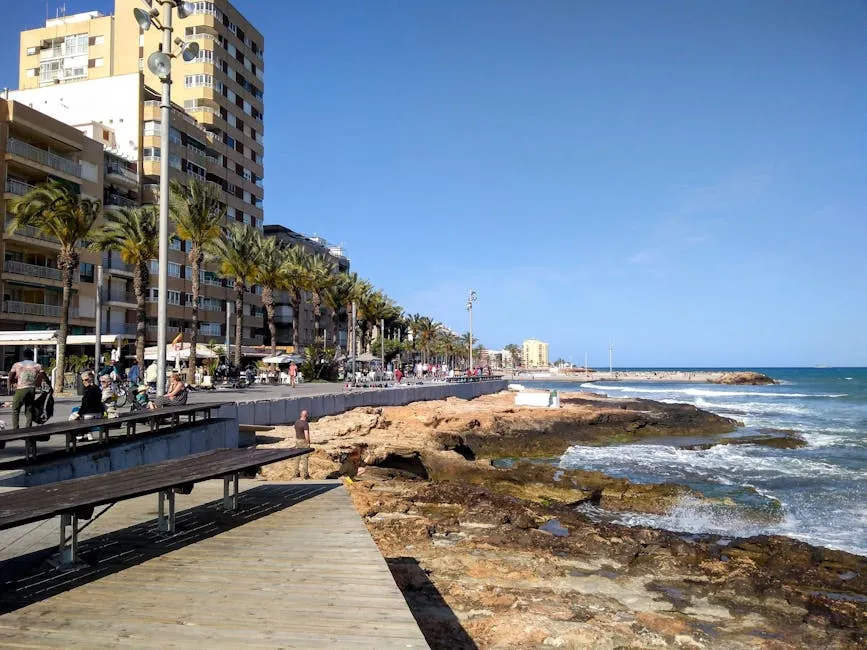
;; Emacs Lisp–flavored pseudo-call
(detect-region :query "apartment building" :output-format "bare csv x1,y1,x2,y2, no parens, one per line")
263,225,350,351
14,0,267,346
0,98,104,341
522,338,550,368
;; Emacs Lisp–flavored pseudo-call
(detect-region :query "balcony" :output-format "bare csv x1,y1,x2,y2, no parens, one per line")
104,192,137,209
1,301,78,319
146,324,180,338
107,322,138,335
6,138,82,178
105,163,138,185
106,289,137,305
103,256,134,276
4,179,35,196
4,260,79,283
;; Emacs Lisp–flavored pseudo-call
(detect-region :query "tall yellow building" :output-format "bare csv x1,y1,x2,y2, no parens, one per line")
522,338,549,368
14,0,267,346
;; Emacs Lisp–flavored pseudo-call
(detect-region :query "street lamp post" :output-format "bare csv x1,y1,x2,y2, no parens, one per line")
134,1,197,395
466,290,477,370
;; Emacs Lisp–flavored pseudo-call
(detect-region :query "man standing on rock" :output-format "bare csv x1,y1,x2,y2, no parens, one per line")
292,409,311,479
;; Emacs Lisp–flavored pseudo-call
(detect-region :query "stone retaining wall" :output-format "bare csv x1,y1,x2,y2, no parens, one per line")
218,380,508,427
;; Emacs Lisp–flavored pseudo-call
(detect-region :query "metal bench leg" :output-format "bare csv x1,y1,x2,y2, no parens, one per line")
223,472,239,511
157,489,176,533
25,439,36,462
59,513,79,565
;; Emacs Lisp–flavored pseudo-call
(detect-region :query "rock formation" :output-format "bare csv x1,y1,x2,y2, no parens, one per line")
256,391,865,649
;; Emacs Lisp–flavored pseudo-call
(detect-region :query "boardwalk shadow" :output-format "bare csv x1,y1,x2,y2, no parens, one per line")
0,483,336,614
387,556,478,650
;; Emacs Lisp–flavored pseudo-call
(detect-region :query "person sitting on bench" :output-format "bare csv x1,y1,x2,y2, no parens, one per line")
149,372,188,409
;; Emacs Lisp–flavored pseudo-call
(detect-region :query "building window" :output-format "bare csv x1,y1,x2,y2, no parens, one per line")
26,46,38,56
80,263,95,283
170,237,183,251
169,153,182,170
193,49,214,64
94,35,105,46
184,73,213,88
143,147,161,160
168,262,181,278
167,290,181,305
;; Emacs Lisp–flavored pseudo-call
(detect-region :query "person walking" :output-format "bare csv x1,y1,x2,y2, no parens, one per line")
292,409,311,479
288,361,298,388
8,350,49,429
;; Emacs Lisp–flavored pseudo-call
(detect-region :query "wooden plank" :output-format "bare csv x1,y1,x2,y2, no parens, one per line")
0,447,312,530
0,480,430,649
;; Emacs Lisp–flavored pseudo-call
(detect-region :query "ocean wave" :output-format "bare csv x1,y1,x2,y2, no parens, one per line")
579,382,846,399
693,398,813,416
559,443,867,482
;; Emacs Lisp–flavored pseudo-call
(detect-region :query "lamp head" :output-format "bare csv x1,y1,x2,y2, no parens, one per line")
147,51,172,79
180,41,200,62
175,1,194,19
133,7,154,31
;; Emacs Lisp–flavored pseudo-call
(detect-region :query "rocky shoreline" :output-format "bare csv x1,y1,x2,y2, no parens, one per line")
258,391,865,649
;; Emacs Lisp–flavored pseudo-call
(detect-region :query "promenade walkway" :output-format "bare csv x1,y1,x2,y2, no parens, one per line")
0,479,429,649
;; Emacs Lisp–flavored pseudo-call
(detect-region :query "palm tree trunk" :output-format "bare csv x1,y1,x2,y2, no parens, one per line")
234,283,244,368
187,251,202,385
291,290,302,352
134,262,147,371
262,285,277,357
56,253,75,392
331,310,340,352
312,292,322,342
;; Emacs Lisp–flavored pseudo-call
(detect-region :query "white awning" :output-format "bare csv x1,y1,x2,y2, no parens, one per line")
0,330,131,346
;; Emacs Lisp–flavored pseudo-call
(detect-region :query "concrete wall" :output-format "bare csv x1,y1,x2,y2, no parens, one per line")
0,418,238,488
225,380,508,426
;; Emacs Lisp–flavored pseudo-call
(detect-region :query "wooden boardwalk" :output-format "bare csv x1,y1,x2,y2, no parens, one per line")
0,480,429,649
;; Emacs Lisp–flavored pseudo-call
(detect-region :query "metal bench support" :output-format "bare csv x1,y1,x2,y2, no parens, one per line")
223,472,239,510
157,489,176,533
59,512,79,565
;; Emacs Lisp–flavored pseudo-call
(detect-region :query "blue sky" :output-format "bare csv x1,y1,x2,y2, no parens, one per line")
3,1,865,367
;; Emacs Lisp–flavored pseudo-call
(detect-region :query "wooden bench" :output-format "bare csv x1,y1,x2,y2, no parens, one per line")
0,446,312,566
238,424,276,433
0,402,230,462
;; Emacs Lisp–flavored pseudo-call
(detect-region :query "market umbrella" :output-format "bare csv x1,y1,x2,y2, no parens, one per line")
262,353,302,364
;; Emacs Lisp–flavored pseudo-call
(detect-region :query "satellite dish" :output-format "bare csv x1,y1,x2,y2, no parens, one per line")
147,51,172,79
181,41,200,63
133,7,152,31
176,2,194,19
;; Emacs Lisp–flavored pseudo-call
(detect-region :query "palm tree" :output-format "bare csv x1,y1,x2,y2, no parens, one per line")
8,181,100,390
208,223,259,367
280,245,312,352
358,290,395,352
89,207,158,372
169,179,224,384
322,272,356,352
306,254,336,341
504,343,522,368
413,316,441,363
251,231,286,357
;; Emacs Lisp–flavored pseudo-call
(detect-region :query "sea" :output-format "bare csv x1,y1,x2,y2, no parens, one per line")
529,368,867,557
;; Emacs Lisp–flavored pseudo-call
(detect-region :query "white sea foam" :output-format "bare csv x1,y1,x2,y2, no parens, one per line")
693,397,812,416
579,382,846,399
560,443,867,482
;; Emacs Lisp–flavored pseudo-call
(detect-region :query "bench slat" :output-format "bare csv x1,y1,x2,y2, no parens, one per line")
0,447,310,530
0,402,230,444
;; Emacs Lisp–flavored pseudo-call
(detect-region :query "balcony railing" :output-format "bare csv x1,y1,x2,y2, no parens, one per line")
106,322,138,335
106,290,137,304
4,260,79,282
146,325,180,337
6,138,81,178
5,179,35,196
104,193,137,208
1,301,78,318
4,219,61,245
105,163,138,183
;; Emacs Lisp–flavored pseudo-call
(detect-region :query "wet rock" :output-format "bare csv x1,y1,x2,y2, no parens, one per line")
713,371,777,385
